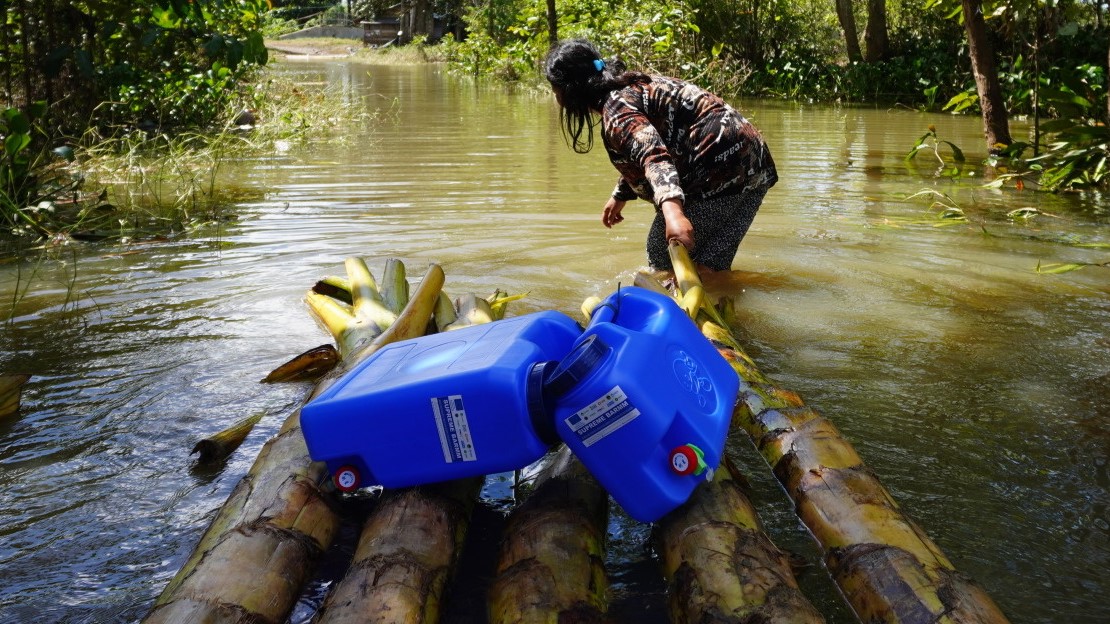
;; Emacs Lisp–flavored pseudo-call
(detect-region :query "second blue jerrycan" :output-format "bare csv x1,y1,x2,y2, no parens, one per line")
547,286,739,522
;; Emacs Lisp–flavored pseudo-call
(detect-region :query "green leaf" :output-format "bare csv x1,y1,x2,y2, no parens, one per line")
204,35,225,58
941,140,965,162
942,91,973,111
4,109,30,134
151,6,182,29
27,101,47,120
5,133,30,158
244,31,268,65
226,39,244,68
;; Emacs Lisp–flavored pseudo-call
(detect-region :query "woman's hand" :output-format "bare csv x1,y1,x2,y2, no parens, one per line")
660,198,694,250
602,197,626,228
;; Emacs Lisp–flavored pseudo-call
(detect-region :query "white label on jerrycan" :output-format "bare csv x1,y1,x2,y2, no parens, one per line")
564,385,641,447
432,395,477,463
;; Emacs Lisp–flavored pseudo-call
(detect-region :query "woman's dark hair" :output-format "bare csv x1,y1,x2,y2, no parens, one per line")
543,39,647,153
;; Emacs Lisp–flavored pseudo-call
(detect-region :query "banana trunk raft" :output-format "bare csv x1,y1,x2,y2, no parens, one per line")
144,251,1009,624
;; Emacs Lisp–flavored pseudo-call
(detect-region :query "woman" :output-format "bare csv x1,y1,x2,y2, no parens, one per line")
543,39,777,273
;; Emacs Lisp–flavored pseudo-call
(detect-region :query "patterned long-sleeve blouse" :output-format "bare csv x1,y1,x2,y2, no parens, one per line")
601,75,777,207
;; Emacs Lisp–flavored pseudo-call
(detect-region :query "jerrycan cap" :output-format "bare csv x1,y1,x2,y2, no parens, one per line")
544,333,608,399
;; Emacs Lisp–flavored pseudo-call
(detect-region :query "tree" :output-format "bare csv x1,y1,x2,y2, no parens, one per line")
835,0,863,62
546,0,557,46
863,0,890,61
960,0,1013,153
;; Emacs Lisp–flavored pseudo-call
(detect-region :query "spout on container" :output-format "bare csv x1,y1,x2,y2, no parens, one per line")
526,361,561,445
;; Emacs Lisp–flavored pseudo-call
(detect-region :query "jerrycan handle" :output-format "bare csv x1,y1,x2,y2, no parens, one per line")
585,288,622,329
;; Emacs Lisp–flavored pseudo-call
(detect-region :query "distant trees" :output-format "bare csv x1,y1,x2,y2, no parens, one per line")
1,0,270,133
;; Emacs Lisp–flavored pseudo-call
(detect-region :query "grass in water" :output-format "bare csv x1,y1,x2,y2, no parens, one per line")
68,71,381,241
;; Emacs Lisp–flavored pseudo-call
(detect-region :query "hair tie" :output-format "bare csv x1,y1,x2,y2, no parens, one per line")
593,59,605,72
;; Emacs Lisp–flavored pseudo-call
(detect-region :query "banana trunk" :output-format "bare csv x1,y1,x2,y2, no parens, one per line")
733,389,1009,623
488,445,610,624
665,244,1008,623
311,477,483,624
143,261,445,624
654,455,826,624
631,250,822,624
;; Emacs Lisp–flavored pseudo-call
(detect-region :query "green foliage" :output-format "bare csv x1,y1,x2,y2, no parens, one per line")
4,1,271,132
1,1,277,241
0,103,98,237
442,0,710,86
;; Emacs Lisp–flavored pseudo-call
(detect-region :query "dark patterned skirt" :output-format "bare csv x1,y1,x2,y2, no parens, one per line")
646,186,768,271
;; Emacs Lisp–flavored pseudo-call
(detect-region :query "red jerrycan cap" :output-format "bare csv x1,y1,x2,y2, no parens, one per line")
333,465,361,492
669,444,707,476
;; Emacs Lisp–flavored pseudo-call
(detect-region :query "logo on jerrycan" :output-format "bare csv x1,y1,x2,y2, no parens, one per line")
670,347,715,410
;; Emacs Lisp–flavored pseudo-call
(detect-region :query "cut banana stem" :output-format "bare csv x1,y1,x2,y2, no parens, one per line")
145,261,449,624
664,246,731,330
312,275,352,304
380,258,410,315
489,445,610,623
262,344,340,383
0,374,31,420
191,412,265,463
668,241,701,295
347,263,445,364
434,291,458,332
580,295,602,323
678,284,705,318
306,291,381,359
444,293,494,331
306,291,357,339
345,257,398,332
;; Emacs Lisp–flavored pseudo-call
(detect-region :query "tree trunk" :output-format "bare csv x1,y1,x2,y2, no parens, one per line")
961,0,1013,153
144,263,446,624
546,0,557,46
862,0,889,62
488,445,610,624
834,0,863,62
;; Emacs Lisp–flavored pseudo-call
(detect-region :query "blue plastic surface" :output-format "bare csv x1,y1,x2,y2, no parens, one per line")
550,287,739,522
300,310,583,490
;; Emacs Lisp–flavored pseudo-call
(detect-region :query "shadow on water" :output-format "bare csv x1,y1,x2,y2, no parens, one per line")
0,62,1107,623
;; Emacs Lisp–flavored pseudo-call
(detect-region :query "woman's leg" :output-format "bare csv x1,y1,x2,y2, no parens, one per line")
685,188,767,271
646,208,671,270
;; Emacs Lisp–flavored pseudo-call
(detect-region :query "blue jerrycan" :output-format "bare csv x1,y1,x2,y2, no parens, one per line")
300,310,582,492
547,287,739,522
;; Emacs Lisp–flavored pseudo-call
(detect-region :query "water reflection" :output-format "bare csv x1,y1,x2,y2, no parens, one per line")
0,62,1106,623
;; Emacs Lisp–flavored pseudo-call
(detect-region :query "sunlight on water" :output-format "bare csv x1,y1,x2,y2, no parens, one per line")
0,62,1106,623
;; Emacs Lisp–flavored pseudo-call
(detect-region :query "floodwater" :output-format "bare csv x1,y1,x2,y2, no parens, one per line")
0,62,1106,623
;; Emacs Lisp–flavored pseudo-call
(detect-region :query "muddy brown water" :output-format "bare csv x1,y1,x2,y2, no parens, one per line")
0,62,1107,623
